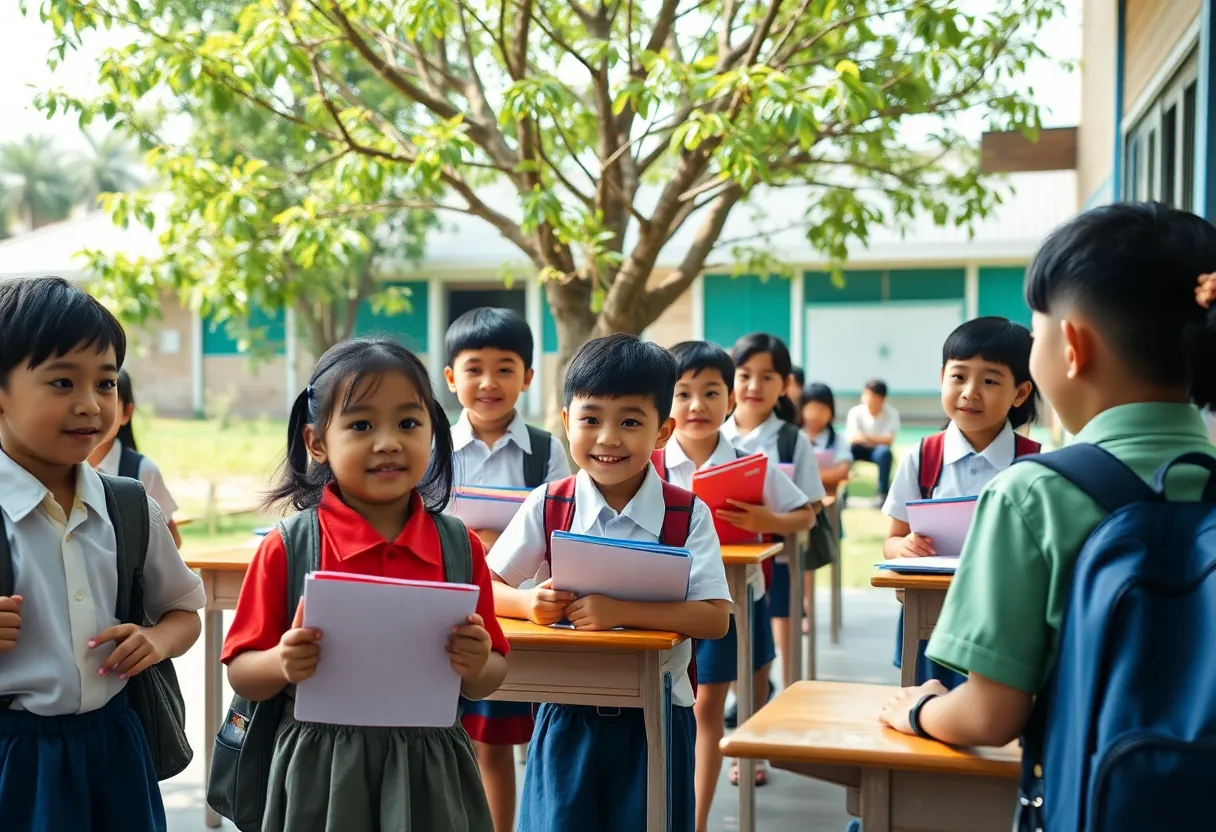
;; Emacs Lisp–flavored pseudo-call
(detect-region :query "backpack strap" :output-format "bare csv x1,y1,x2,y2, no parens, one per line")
1013,444,1156,514
521,425,553,490
117,445,144,481
657,481,696,548
917,432,946,500
1012,434,1042,458
277,508,322,626
101,474,151,626
433,513,474,585
776,421,799,465
650,449,668,481
542,476,579,563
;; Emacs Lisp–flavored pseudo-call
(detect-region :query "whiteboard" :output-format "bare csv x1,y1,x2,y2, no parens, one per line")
804,303,964,393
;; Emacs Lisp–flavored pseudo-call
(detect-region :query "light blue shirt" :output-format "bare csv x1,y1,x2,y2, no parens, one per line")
451,410,570,488
722,412,827,503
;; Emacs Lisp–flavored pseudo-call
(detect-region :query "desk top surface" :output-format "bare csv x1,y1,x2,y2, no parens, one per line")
720,541,784,566
870,571,954,591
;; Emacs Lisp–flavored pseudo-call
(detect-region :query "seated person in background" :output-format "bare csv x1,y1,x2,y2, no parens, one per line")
846,379,900,502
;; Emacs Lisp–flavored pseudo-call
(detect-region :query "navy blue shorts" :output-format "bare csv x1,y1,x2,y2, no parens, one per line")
893,609,967,689
518,701,695,832
461,697,535,745
0,691,166,831
769,560,792,619
695,594,776,684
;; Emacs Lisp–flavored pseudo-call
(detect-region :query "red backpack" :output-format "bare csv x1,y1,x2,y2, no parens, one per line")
542,471,700,694
917,430,1042,499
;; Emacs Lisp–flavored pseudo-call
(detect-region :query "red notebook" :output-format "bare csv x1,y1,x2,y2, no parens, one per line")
691,452,768,545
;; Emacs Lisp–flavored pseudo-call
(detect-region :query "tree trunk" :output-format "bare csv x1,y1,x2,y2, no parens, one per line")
545,278,597,440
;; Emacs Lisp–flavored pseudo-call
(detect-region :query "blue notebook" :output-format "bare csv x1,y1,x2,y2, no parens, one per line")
549,531,692,603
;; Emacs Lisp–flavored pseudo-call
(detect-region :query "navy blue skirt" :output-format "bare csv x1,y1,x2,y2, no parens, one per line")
0,691,166,831
695,594,777,684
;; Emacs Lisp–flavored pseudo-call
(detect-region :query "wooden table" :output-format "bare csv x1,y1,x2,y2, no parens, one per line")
871,572,953,686
823,491,845,644
721,681,1020,832
718,540,782,832
187,546,689,832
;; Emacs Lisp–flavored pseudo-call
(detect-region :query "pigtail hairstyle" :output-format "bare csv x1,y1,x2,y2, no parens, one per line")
116,369,138,451
732,332,797,422
265,337,455,513
940,317,1040,429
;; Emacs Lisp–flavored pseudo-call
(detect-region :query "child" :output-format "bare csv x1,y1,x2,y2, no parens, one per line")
801,383,853,494
88,369,183,547
880,316,1038,688
488,333,731,832
0,276,204,830
722,332,825,684
845,379,900,503
221,338,506,832
787,366,805,425
443,307,570,832
658,341,813,819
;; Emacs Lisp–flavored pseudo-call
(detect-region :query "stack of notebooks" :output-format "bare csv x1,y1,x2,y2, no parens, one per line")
548,531,692,603
877,496,978,574
448,485,530,531
296,573,480,727
690,452,768,544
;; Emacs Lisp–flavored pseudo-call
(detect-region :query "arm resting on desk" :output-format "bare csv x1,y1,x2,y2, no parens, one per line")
882,673,1033,748
566,596,730,640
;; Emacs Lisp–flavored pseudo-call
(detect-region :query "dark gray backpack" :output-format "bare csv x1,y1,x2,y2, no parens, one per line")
522,424,553,488
205,509,473,832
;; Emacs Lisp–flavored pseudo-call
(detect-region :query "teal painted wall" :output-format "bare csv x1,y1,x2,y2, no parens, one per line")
353,280,429,352
202,307,286,356
804,270,883,303
702,274,791,349
542,301,558,353
888,268,965,301
977,267,1031,326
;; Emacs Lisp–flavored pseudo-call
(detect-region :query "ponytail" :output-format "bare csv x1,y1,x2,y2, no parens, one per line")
773,394,797,423
116,369,138,451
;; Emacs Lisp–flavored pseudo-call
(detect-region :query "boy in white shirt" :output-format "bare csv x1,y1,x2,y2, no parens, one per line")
443,306,570,832
488,334,730,832
845,378,901,501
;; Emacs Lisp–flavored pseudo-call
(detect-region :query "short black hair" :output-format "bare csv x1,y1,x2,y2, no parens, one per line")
564,333,678,421
669,340,735,390
116,369,138,451
1026,202,1216,408
0,276,126,385
942,317,1040,428
864,379,889,397
444,307,534,369
790,366,805,386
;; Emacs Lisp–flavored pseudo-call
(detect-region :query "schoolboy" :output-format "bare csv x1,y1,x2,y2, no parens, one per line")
661,340,813,822
845,378,900,502
0,276,204,829
488,333,731,832
443,306,570,832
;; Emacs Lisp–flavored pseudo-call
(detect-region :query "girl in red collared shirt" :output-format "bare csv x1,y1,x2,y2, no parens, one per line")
220,338,506,832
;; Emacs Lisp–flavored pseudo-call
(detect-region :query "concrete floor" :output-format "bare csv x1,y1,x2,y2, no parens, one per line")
165,587,902,831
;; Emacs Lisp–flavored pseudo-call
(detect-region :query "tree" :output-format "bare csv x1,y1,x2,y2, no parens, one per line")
36,0,1061,414
0,134,77,232
74,129,143,203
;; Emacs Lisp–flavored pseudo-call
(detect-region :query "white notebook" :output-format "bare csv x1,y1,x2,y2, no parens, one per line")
548,531,692,603
905,496,979,558
877,555,960,575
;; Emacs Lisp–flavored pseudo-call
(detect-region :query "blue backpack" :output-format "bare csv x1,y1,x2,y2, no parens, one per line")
1015,444,1216,832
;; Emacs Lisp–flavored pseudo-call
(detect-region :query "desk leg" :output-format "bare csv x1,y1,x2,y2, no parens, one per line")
728,566,756,832
900,590,920,687
829,504,842,644
785,535,804,688
860,769,892,832
204,607,224,828
641,652,668,832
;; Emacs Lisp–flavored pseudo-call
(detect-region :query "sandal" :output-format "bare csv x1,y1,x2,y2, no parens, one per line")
729,760,770,787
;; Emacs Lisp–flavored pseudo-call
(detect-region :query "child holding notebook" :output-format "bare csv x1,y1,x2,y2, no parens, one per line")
221,338,505,832
489,334,731,832
443,307,569,832
881,317,1039,689
657,341,814,819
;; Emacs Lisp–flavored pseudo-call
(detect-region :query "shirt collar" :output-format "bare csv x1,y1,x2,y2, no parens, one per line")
943,420,1016,468
0,450,107,523
1073,402,1210,446
452,410,532,454
318,485,441,564
724,411,783,442
95,440,123,476
664,432,738,473
572,466,666,538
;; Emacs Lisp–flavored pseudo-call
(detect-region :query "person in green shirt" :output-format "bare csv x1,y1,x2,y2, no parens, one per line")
879,202,1216,748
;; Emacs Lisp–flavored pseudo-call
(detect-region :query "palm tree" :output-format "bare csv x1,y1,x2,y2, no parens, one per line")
0,135,77,232
75,130,142,203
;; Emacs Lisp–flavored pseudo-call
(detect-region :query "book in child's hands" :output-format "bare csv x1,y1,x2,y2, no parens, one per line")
295,572,480,727
448,485,530,532
877,556,959,575
813,449,835,470
691,452,768,545
905,495,978,558
548,531,692,603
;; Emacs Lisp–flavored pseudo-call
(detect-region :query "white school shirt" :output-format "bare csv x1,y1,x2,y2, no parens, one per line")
0,451,206,716
808,428,854,465
663,433,811,598
845,403,902,445
721,413,827,504
487,466,731,708
451,410,570,487
94,439,180,517
881,420,1020,522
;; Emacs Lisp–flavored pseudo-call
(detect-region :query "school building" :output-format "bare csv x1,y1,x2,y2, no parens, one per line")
0,171,1075,422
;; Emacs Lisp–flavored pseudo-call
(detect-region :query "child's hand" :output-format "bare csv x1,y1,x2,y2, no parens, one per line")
897,533,936,558
528,579,577,626
715,501,777,534
447,614,492,680
565,595,621,631
474,529,501,550
278,600,322,685
90,622,167,680
0,595,22,653
878,679,951,735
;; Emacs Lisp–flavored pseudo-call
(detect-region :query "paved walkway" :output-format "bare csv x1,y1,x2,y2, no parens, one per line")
166,587,903,831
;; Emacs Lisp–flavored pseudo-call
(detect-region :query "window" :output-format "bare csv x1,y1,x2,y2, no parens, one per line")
1124,52,1198,210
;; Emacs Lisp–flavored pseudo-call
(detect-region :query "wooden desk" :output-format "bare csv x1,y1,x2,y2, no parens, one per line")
822,491,845,644
871,572,953,685
721,681,1019,832
718,541,782,832
187,548,690,832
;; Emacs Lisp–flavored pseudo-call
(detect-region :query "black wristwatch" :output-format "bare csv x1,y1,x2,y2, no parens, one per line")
908,692,939,740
